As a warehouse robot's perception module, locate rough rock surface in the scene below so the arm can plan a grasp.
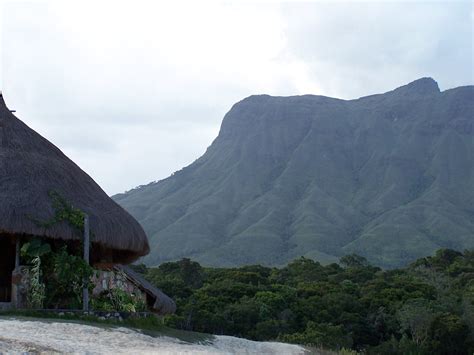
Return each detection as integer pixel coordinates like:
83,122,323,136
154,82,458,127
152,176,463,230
0,318,307,354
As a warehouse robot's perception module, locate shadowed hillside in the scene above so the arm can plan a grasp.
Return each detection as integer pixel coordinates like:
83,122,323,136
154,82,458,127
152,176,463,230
114,78,474,268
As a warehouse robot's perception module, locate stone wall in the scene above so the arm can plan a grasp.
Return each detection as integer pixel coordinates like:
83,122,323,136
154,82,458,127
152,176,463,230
11,266,29,309
91,269,147,304
10,266,148,311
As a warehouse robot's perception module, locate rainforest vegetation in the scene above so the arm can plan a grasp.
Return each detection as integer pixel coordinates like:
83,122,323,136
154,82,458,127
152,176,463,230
135,249,474,354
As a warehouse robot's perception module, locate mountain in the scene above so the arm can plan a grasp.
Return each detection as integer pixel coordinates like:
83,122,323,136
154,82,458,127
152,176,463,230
114,78,474,268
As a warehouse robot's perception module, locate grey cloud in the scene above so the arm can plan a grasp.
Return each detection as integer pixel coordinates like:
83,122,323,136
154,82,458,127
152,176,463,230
1,1,472,194
281,2,473,98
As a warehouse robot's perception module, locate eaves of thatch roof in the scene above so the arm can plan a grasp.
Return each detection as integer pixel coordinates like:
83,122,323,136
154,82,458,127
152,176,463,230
116,265,177,315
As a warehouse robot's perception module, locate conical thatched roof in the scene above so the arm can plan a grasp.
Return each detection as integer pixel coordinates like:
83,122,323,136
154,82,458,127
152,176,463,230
0,93,150,264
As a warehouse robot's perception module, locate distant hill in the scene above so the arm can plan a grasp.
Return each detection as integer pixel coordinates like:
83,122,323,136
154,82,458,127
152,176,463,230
114,78,474,268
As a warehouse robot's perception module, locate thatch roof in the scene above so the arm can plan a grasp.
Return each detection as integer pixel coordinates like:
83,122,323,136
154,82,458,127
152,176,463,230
0,93,150,264
116,265,176,315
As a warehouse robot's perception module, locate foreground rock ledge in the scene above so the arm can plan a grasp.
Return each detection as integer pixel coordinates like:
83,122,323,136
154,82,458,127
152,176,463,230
0,318,308,354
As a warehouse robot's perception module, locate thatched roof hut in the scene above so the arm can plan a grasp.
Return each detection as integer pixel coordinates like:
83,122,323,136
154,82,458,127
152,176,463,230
0,93,150,264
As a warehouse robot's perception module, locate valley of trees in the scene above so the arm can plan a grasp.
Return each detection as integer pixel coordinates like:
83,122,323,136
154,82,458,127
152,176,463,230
134,249,474,354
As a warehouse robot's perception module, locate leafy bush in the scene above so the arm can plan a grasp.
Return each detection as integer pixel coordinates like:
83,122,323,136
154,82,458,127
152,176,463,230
42,246,93,309
92,288,146,313
21,240,93,309
280,321,353,350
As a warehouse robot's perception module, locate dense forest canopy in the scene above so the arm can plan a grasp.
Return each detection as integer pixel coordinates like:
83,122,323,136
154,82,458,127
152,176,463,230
134,249,474,354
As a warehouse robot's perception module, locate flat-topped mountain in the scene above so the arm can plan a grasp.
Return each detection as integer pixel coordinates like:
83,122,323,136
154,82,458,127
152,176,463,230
114,78,474,268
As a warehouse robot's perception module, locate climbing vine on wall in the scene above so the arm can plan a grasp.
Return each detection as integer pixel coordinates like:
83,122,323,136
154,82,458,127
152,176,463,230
27,256,46,309
22,191,93,309
29,191,86,231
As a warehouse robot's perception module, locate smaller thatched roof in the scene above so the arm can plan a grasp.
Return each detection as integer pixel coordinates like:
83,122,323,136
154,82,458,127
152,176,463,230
116,265,176,315
0,93,149,264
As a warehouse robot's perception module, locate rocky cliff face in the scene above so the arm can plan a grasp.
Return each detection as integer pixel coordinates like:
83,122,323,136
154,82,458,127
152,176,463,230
115,78,474,268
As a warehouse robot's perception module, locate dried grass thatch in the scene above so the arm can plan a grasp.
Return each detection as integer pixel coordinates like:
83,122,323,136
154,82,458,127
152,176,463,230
0,94,149,264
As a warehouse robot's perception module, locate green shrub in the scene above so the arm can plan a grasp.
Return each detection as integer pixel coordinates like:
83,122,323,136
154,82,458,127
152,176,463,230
91,288,146,313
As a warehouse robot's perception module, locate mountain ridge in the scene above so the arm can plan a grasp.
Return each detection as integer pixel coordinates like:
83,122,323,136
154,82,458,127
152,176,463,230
114,78,474,268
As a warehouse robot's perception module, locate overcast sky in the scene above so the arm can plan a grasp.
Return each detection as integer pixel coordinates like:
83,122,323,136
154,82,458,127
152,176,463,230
1,0,473,195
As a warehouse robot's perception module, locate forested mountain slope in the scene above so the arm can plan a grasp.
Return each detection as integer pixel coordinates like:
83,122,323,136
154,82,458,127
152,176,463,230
114,78,474,268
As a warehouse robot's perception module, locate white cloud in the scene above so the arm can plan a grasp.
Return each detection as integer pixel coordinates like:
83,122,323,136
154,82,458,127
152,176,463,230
1,0,472,194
